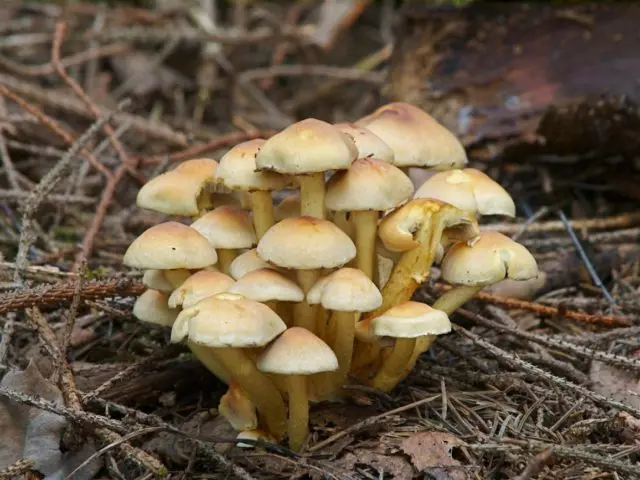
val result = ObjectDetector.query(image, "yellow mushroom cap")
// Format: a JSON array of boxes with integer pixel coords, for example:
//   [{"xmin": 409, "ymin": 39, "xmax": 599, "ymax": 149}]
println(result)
[
  {"xmin": 228, "ymin": 268, "xmax": 303, "ymax": 303},
  {"xmin": 136, "ymin": 171, "xmax": 211, "ymax": 217},
  {"xmin": 357, "ymin": 102, "xmax": 467, "ymax": 170},
  {"xmin": 133, "ymin": 289, "xmax": 180, "ymax": 327},
  {"xmin": 325, "ymin": 158, "xmax": 414, "ymax": 212},
  {"xmin": 219, "ymin": 384, "xmax": 258, "ymax": 431},
  {"xmin": 168, "ymin": 270, "xmax": 235, "ymax": 308},
  {"xmin": 257, "ymin": 216, "xmax": 356, "ymax": 270},
  {"xmin": 217, "ymin": 139, "xmax": 291, "ymax": 191},
  {"xmin": 171, "ymin": 292, "xmax": 286, "ymax": 347},
  {"xmin": 123, "ymin": 222, "xmax": 218, "ymax": 269},
  {"xmin": 257, "ymin": 327, "xmax": 338, "ymax": 375},
  {"xmin": 334, "ymin": 122, "xmax": 395, "ymax": 163},
  {"xmin": 229, "ymin": 248, "xmax": 278, "ymax": 280},
  {"xmin": 255, "ymin": 118, "xmax": 357, "ymax": 174},
  {"xmin": 191, "ymin": 205, "xmax": 257, "ymax": 250},
  {"xmin": 441, "ymin": 232, "xmax": 539, "ymax": 286},
  {"xmin": 307, "ymin": 268, "xmax": 382, "ymax": 312},
  {"xmin": 414, "ymin": 168, "xmax": 515, "ymax": 217},
  {"xmin": 173, "ymin": 158, "xmax": 219, "ymax": 175},
  {"xmin": 370, "ymin": 301, "xmax": 451, "ymax": 338}
]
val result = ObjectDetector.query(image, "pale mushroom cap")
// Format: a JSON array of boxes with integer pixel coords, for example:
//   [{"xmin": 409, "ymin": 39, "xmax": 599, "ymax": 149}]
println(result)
[
  {"xmin": 123, "ymin": 222, "xmax": 217, "ymax": 269},
  {"xmin": 334, "ymin": 122, "xmax": 395, "ymax": 163},
  {"xmin": 229, "ymin": 248, "xmax": 277, "ymax": 280},
  {"xmin": 136, "ymin": 171, "xmax": 211, "ymax": 217},
  {"xmin": 274, "ymin": 192, "xmax": 301, "ymax": 221},
  {"xmin": 356, "ymin": 102, "xmax": 467, "ymax": 169},
  {"xmin": 173, "ymin": 158, "xmax": 219, "ymax": 176},
  {"xmin": 133, "ymin": 290, "xmax": 179, "ymax": 327},
  {"xmin": 377, "ymin": 199, "xmax": 479, "ymax": 252},
  {"xmin": 255, "ymin": 118, "xmax": 357, "ymax": 174},
  {"xmin": 257, "ymin": 216, "xmax": 356, "ymax": 269},
  {"xmin": 171, "ymin": 293, "xmax": 286, "ymax": 347},
  {"xmin": 228, "ymin": 268, "xmax": 303, "ymax": 302},
  {"xmin": 217, "ymin": 139, "xmax": 290, "ymax": 191},
  {"xmin": 168, "ymin": 270, "xmax": 235, "ymax": 308},
  {"xmin": 257, "ymin": 327, "xmax": 339, "ymax": 375},
  {"xmin": 414, "ymin": 168, "xmax": 515, "ymax": 217},
  {"xmin": 325, "ymin": 158, "xmax": 414, "ymax": 212},
  {"xmin": 191, "ymin": 205, "xmax": 257, "ymax": 249},
  {"xmin": 306, "ymin": 268, "xmax": 382, "ymax": 312},
  {"xmin": 441, "ymin": 231, "xmax": 539, "ymax": 286},
  {"xmin": 219, "ymin": 384, "xmax": 258, "ymax": 431},
  {"xmin": 371, "ymin": 301, "xmax": 451, "ymax": 338}
]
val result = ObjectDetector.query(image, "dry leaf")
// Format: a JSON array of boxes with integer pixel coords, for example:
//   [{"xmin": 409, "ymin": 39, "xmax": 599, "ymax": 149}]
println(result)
[
  {"xmin": 401, "ymin": 431, "xmax": 469, "ymax": 480},
  {"xmin": 590, "ymin": 358, "xmax": 640, "ymax": 409},
  {"xmin": 331, "ymin": 449, "xmax": 414, "ymax": 479},
  {"xmin": 0, "ymin": 360, "xmax": 100, "ymax": 479}
]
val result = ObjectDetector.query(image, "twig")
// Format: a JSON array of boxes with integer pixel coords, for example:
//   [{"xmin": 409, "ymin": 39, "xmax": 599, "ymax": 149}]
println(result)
[
  {"xmin": 0, "ymin": 315, "xmax": 15, "ymax": 370},
  {"xmin": 239, "ymin": 64, "xmax": 385, "ymax": 84},
  {"xmin": 0, "ymin": 188, "xmax": 96, "ymax": 205},
  {"xmin": 61, "ymin": 259, "xmax": 87, "ymax": 357},
  {"xmin": 0, "ymin": 96, "xmax": 20, "ymax": 190},
  {"xmin": 482, "ymin": 212, "xmax": 640, "ymax": 234},
  {"xmin": 513, "ymin": 448, "xmax": 553, "ymax": 480},
  {"xmin": 0, "ymin": 459, "xmax": 35, "ymax": 480}
]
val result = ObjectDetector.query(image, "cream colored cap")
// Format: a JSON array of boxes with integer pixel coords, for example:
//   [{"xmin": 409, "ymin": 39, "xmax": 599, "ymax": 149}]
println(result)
[
  {"xmin": 325, "ymin": 158, "xmax": 414, "ymax": 212},
  {"xmin": 123, "ymin": 222, "xmax": 217, "ymax": 269},
  {"xmin": 229, "ymin": 248, "xmax": 277, "ymax": 280},
  {"xmin": 191, "ymin": 205, "xmax": 257, "ymax": 249},
  {"xmin": 441, "ymin": 232, "xmax": 539, "ymax": 286},
  {"xmin": 217, "ymin": 139, "xmax": 290, "ymax": 191},
  {"xmin": 274, "ymin": 192, "xmax": 301, "ymax": 221},
  {"xmin": 257, "ymin": 216, "xmax": 356, "ymax": 269},
  {"xmin": 371, "ymin": 301, "xmax": 451, "ymax": 338},
  {"xmin": 357, "ymin": 102, "xmax": 467, "ymax": 169},
  {"xmin": 136, "ymin": 170, "xmax": 212, "ymax": 217},
  {"xmin": 168, "ymin": 270, "xmax": 235, "ymax": 308},
  {"xmin": 173, "ymin": 158, "xmax": 218, "ymax": 175},
  {"xmin": 133, "ymin": 289, "xmax": 179, "ymax": 327},
  {"xmin": 171, "ymin": 292, "xmax": 286, "ymax": 347},
  {"xmin": 219, "ymin": 384, "xmax": 257, "ymax": 431},
  {"xmin": 255, "ymin": 118, "xmax": 357, "ymax": 174},
  {"xmin": 334, "ymin": 122, "xmax": 395, "ymax": 163},
  {"xmin": 414, "ymin": 168, "xmax": 515, "ymax": 217},
  {"xmin": 228, "ymin": 268, "xmax": 303, "ymax": 303},
  {"xmin": 307, "ymin": 268, "xmax": 382, "ymax": 312},
  {"xmin": 257, "ymin": 327, "xmax": 338, "ymax": 375},
  {"xmin": 377, "ymin": 199, "xmax": 479, "ymax": 252}
]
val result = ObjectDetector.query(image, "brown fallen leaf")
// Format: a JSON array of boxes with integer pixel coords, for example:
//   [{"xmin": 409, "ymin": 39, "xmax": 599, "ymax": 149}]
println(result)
[
  {"xmin": 329, "ymin": 449, "xmax": 414, "ymax": 479},
  {"xmin": 589, "ymin": 354, "xmax": 640, "ymax": 409},
  {"xmin": 401, "ymin": 431, "xmax": 469, "ymax": 480}
]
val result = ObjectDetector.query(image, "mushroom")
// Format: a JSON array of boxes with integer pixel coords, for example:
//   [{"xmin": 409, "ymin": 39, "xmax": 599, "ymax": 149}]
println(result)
[
  {"xmin": 307, "ymin": 268, "xmax": 382, "ymax": 395},
  {"xmin": 325, "ymin": 158, "xmax": 414, "ymax": 280},
  {"xmin": 274, "ymin": 192, "xmax": 301, "ymax": 221},
  {"xmin": 171, "ymin": 292, "xmax": 287, "ymax": 440},
  {"xmin": 229, "ymin": 248, "xmax": 279, "ymax": 280},
  {"xmin": 255, "ymin": 118, "xmax": 358, "ymax": 219},
  {"xmin": 369, "ymin": 301, "xmax": 451, "ymax": 392},
  {"xmin": 132, "ymin": 289, "xmax": 180, "ymax": 327},
  {"xmin": 228, "ymin": 268, "xmax": 303, "ymax": 324},
  {"xmin": 257, "ymin": 216, "xmax": 356, "ymax": 333},
  {"xmin": 257, "ymin": 327, "xmax": 338, "ymax": 451},
  {"xmin": 356, "ymin": 102, "xmax": 467, "ymax": 172},
  {"xmin": 235, "ymin": 429, "xmax": 275, "ymax": 449},
  {"xmin": 334, "ymin": 122, "xmax": 395, "ymax": 164},
  {"xmin": 219, "ymin": 382, "xmax": 258, "ymax": 431},
  {"xmin": 190, "ymin": 205, "xmax": 256, "ymax": 274},
  {"xmin": 217, "ymin": 139, "xmax": 291, "ymax": 239},
  {"xmin": 142, "ymin": 268, "xmax": 192, "ymax": 293},
  {"xmin": 168, "ymin": 270, "xmax": 235, "ymax": 309}
]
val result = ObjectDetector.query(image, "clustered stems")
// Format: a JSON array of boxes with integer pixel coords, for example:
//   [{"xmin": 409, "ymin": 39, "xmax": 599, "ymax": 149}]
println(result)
[
  {"xmin": 295, "ymin": 269, "xmax": 320, "ymax": 333},
  {"xmin": 329, "ymin": 310, "xmax": 357, "ymax": 389},
  {"xmin": 352, "ymin": 210, "xmax": 378, "ymax": 279}
]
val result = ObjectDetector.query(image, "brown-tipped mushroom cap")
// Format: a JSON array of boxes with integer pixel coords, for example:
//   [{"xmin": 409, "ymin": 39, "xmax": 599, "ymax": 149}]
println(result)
[
  {"xmin": 371, "ymin": 301, "xmax": 451, "ymax": 338},
  {"xmin": 307, "ymin": 268, "xmax": 382, "ymax": 312},
  {"xmin": 191, "ymin": 205, "xmax": 257, "ymax": 250},
  {"xmin": 168, "ymin": 270, "xmax": 235, "ymax": 308},
  {"xmin": 133, "ymin": 290, "xmax": 179, "ymax": 327},
  {"xmin": 441, "ymin": 232, "xmax": 539, "ymax": 286},
  {"xmin": 255, "ymin": 118, "xmax": 357, "ymax": 174},
  {"xmin": 334, "ymin": 122, "xmax": 395, "ymax": 163},
  {"xmin": 356, "ymin": 102, "xmax": 467, "ymax": 170},
  {"xmin": 274, "ymin": 192, "xmax": 301, "ymax": 221},
  {"xmin": 173, "ymin": 158, "xmax": 219, "ymax": 175},
  {"xmin": 228, "ymin": 268, "xmax": 303, "ymax": 303},
  {"xmin": 217, "ymin": 139, "xmax": 290, "ymax": 191},
  {"xmin": 377, "ymin": 199, "xmax": 479, "ymax": 252},
  {"xmin": 257, "ymin": 216, "xmax": 356, "ymax": 270},
  {"xmin": 414, "ymin": 168, "xmax": 515, "ymax": 217},
  {"xmin": 171, "ymin": 293, "xmax": 286, "ymax": 346},
  {"xmin": 123, "ymin": 222, "xmax": 217, "ymax": 269},
  {"xmin": 257, "ymin": 327, "xmax": 338, "ymax": 375},
  {"xmin": 136, "ymin": 170, "xmax": 214, "ymax": 217},
  {"xmin": 229, "ymin": 248, "xmax": 277, "ymax": 280},
  {"xmin": 325, "ymin": 158, "xmax": 414, "ymax": 212}
]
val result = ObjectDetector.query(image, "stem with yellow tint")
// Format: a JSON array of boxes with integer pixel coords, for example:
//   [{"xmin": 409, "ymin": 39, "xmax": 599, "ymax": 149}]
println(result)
[
  {"xmin": 352, "ymin": 210, "xmax": 378, "ymax": 280},
  {"xmin": 294, "ymin": 269, "xmax": 320, "ymax": 333},
  {"xmin": 217, "ymin": 249, "xmax": 237, "ymax": 275},
  {"xmin": 298, "ymin": 173, "xmax": 326, "ymax": 219},
  {"xmin": 250, "ymin": 190, "xmax": 275, "ymax": 239}
]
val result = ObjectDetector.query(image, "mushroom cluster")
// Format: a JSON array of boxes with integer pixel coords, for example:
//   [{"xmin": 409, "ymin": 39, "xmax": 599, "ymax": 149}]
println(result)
[{"xmin": 123, "ymin": 102, "xmax": 539, "ymax": 451}]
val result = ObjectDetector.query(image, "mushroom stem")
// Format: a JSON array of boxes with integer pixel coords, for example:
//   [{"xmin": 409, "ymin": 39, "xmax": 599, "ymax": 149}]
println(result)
[
  {"xmin": 286, "ymin": 374, "xmax": 309, "ymax": 452},
  {"xmin": 352, "ymin": 210, "xmax": 378, "ymax": 280},
  {"xmin": 370, "ymin": 338, "xmax": 416, "ymax": 392},
  {"xmin": 329, "ymin": 310, "xmax": 357, "ymax": 391},
  {"xmin": 299, "ymin": 173, "xmax": 326, "ymax": 219},
  {"xmin": 294, "ymin": 269, "xmax": 320, "ymax": 333},
  {"xmin": 187, "ymin": 342, "xmax": 230, "ymax": 384},
  {"xmin": 212, "ymin": 347, "xmax": 287, "ymax": 440},
  {"xmin": 250, "ymin": 190, "xmax": 275, "ymax": 239},
  {"xmin": 217, "ymin": 249, "xmax": 237, "ymax": 275},
  {"xmin": 433, "ymin": 285, "xmax": 485, "ymax": 315},
  {"xmin": 332, "ymin": 211, "xmax": 354, "ymax": 239},
  {"xmin": 163, "ymin": 268, "xmax": 191, "ymax": 288},
  {"xmin": 264, "ymin": 300, "xmax": 278, "ymax": 312}
]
